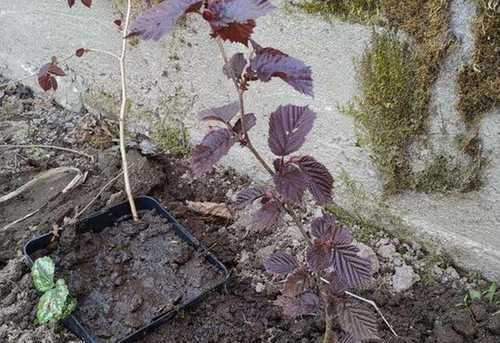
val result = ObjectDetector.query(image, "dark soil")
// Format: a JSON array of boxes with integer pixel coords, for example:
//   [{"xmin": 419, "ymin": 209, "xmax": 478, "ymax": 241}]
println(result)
[
  {"xmin": 1, "ymin": 81, "xmax": 500, "ymax": 343},
  {"xmin": 46, "ymin": 211, "xmax": 222, "ymax": 342}
]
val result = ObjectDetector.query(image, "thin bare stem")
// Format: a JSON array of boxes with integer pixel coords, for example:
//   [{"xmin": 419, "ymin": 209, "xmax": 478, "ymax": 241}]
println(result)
[
  {"xmin": 118, "ymin": 0, "xmax": 139, "ymax": 222},
  {"xmin": 86, "ymin": 48, "xmax": 120, "ymax": 61},
  {"xmin": 0, "ymin": 144, "xmax": 94, "ymax": 162}
]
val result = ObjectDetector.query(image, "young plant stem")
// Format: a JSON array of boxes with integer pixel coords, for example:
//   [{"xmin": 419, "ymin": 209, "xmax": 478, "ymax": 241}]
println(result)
[
  {"xmin": 215, "ymin": 39, "xmax": 312, "ymax": 245},
  {"xmin": 118, "ymin": 0, "xmax": 139, "ymax": 222}
]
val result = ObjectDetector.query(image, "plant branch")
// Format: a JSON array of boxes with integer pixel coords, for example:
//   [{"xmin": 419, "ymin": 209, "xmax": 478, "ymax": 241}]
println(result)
[
  {"xmin": 0, "ymin": 144, "xmax": 94, "ymax": 162},
  {"xmin": 215, "ymin": 38, "xmax": 312, "ymax": 245},
  {"xmin": 215, "ymin": 38, "xmax": 274, "ymax": 176},
  {"xmin": 118, "ymin": 0, "xmax": 139, "ymax": 222},
  {"xmin": 85, "ymin": 48, "xmax": 120, "ymax": 61}
]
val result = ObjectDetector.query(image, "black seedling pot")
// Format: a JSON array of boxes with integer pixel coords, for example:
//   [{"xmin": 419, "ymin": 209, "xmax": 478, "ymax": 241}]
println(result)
[{"xmin": 23, "ymin": 196, "xmax": 230, "ymax": 343}]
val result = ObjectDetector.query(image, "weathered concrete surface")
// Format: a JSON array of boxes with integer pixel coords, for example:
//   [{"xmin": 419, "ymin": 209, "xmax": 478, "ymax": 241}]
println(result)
[{"xmin": 1, "ymin": 0, "xmax": 499, "ymax": 279}]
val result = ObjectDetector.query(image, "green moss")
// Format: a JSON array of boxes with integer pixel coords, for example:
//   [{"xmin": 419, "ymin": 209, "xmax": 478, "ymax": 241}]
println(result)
[
  {"xmin": 457, "ymin": 1, "xmax": 500, "ymax": 122},
  {"xmin": 294, "ymin": 0, "xmax": 382, "ymax": 23},
  {"xmin": 414, "ymin": 154, "xmax": 485, "ymax": 193},
  {"xmin": 343, "ymin": 30, "xmax": 429, "ymax": 193},
  {"xmin": 152, "ymin": 121, "xmax": 190, "ymax": 156}
]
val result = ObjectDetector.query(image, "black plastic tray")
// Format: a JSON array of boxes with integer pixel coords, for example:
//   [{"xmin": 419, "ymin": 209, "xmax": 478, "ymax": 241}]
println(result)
[{"xmin": 23, "ymin": 196, "xmax": 230, "ymax": 343}]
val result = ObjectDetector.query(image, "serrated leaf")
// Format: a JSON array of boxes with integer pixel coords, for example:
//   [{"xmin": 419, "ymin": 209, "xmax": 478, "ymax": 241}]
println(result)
[
  {"xmin": 306, "ymin": 240, "xmax": 332, "ymax": 271},
  {"xmin": 326, "ymin": 272, "xmax": 349, "ymax": 296},
  {"xmin": 338, "ymin": 303, "xmax": 378, "ymax": 341},
  {"xmin": 129, "ymin": 0, "xmax": 201, "ymax": 41},
  {"xmin": 264, "ymin": 251, "xmax": 298, "ymax": 275},
  {"xmin": 205, "ymin": 0, "xmax": 274, "ymax": 44},
  {"xmin": 276, "ymin": 292, "xmax": 320, "ymax": 317},
  {"xmin": 249, "ymin": 45, "xmax": 313, "ymax": 96},
  {"xmin": 295, "ymin": 155, "xmax": 333, "ymax": 204},
  {"xmin": 268, "ymin": 105, "xmax": 316, "ymax": 156},
  {"xmin": 36, "ymin": 279, "xmax": 70, "ymax": 324},
  {"xmin": 251, "ymin": 199, "xmax": 282, "ymax": 231},
  {"xmin": 273, "ymin": 162, "xmax": 307, "ymax": 203},
  {"xmin": 233, "ymin": 186, "xmax": 265, "ymax": 210},
  {"xmin": 283, "ymin": 267, "xmax": 309, "ymax": 297},
  {"xmin": 32, "ymin": 257, "xmax": 55, "ymax": 293},
  {"xmin": 310, "ymin": 213, "xmax": 336, "ymax": 241},
  {"xmin": 333, "ymin": 245, "xmax": 372, "ymax": 289},
  {"xmin": 223, "ymin": 52, "xmax": 247, "ymax": 80},
  {"xmin": 198, "ymin": 101, "xmax": 240, "ymax": 124},
  {"xmin": 191, "ymin": 128, "xmax": 237, "ymax": 177},
  {"xmin": 48, "ymin": 64, "xmax": 65, "ymax": 77},
  {"xmin": 338, "ymin": 332, "xmax": 359, "ymax": 343},
  {"xmin": 233, "ymin": 113, "xmax": 257, "ymax": 134}
]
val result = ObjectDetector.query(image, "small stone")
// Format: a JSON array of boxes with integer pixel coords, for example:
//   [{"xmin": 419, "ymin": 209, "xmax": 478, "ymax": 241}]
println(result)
[
  {"xmin": 392, "ymin": 264, "xmax": 420, "ymax": 292},
  {"xmin": 392, "ymin": 254, "xmax": 404, "ymax": 267},
  {"xmin": 129, "ymin": 295, "xmax": 143, "ymax": 312},
  {"xmin": 377, "ymin": 242, "xmax": 396, "ymax": 259},
  {"xmin": 432, "ymin": 265, "xmax": 444, "ymax": 278},
  {"xmin": 111, "ymin": 271, "xmax": 124, "ymax": 287},
  {"xmin": 450, "ymin": 310, "xmax": 476, "ymax": 337},
  {"xmin": 355, "ymin": 242, "xmax": 379, "ymax": 274},
  {"xmin": 433, "ymin": 326, "xmax": 463, "ymax": 343},
  {"xmin": 445, "ymin": 267, "xmax": 460, "ymax": 280},
  {"xmin": 470, "ymin": 302, "xmax": 487, "ymax": 322},
  {"xmin": 487, "ymin": 312, "xmax": 500, "ymax": 335},
  {"xmin": 255, "ymin": 282, "xmax": 265, "ymax": 293}
]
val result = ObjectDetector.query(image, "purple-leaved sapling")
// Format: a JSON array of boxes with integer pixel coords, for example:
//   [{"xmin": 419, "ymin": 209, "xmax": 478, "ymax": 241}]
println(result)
[{"xmin": 128, "ymin": 1, "xmax": 391, "ymax": 341}]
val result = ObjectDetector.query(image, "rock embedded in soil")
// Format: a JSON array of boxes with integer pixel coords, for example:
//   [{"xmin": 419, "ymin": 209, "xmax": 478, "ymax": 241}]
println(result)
[
  {"xmin": 450, "ymin": 309, "xmax": 477, "ymax": 337},
  {"xmin": 470, "ymin": 302, "xmax": 488, "ymax": 322},
  {"xmin": 433, "ymin": 326, "xmax": 464, "ymax": 343},
  {"xmin": 487, "ymin": 312, "xmax": 500, "ymax": 335},
  {"xmin": 391, "ymin": 264, "xmax": 420, "ymax": 292}
]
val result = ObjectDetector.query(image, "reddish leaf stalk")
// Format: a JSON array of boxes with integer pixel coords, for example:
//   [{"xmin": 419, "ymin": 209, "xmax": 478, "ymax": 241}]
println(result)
[
  {"xmin": 215, "ymin": 38, "xmax": 312, "ymax": 245},
  {"xmin": 118, "ymin": 0, "xmax": 139, "ymax": 222}
]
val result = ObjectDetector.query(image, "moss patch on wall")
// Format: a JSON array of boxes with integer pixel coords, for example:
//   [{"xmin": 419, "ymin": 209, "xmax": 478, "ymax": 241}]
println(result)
[
  {"xmin": 295, "ymin": 0, "xmax": 382, "ymax": 23},
  {"xmin": 457, "ymin": 1, "xmax": 500, "ymax": 122},
  {"xmin": 342, "ymin": 30, "xmax": 429, "ymax": 193}
]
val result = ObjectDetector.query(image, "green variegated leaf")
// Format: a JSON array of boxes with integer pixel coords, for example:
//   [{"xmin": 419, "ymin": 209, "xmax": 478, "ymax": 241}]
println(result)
[
  {"xmin": 36, "ymin": 279, "xmax": 69, "ymax": 324},
  {"xmin": 32, "ymin": 257, "xmax": 55, "ymax": 292},
  {"xmin": 61, "ymin": 297, "xmax": 77, "ymax": 320}
]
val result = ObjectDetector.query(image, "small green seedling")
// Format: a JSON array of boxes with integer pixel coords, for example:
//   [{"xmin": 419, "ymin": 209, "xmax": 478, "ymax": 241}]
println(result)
[
  {"xmin": 31, "ymin": 256, "xmax": 77, "ymax": 324},
  {"xmin": 463, "ymin": 282, "xmax": 499, "ymax": 307}
]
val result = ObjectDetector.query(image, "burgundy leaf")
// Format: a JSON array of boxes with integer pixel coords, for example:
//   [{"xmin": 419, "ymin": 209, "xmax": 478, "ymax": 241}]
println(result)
[
  {"xmin": 283, "ymin": 267, "xmax": 309, "ymax": 297},
  {"xmin": 338, "ymin": 304, "xmax": 378, "ymax": 341},
  {"xmin": 276, "ymin": 292, "xmax": 320, "ymax": 318},
  {"xmin": 81, "ymin": 0, "xmax": 92, "ymax": 7},
  {"xmin": 191, "ymin": 128, "xmax": 237, "ymax": 177},
  {"xmin": 326, "ymin": 272, "xmax": 348, "ymax": 296},
  {"xmin": 75, "ymin": 48, "xmax": 85, "ymax": 57},
  {"xmin": 50, "ymin": 77, "xmax": 58, "ymax": 91},
  {"xmin": 37, "ymin": 64, "xmax": 51, "ymax": 91},
  {"xmin": 204, "ymin": 0, "xmax": 274, "ymax": 45},
  {"xmin": 273, "ymin": 162, "xmax": 307, "ymax": 203},
  {"xmin": 306, "ymin": 240, "xmax": 332, "ymax": 272},
  {"xmin": 211, "ymin": 21, "xmax": 256, "ymax": 46},
  {"xmin": 268, "ymin": 105, "xmax": 316, "ymax": 156},
  {"xmin": 114, "ymin": 19, "xmax": 123, "ymax": 28},
  {"xmin": 333, "ymin": 245, "xmax": 372, "ymax": 289},
  {"xmin": 198, "ymin": 101, "xmax": 240, "ymax": 124},
  {"xmin": 264, "ymin": 251, "xmax": 298, "ymax": 275},
  {"xmin": 332, "ymin": 227, "xmax": 353, "ymax": 246},
  {"xmin": 47, "ymin": 64, "xmax": 66, "ymax": 77},
  {"xmin": 310, "ymin": 213, "xmax": 336, "ymax": 241},
  {"xmin": 295, "ymin": 155, "xmax": 333, "ymax": 204},
  {"xmin": 223, "ymin": 52, "xmax": 247, "ymax": 80},
  {"xmin": 129, "ymin": 0, "xmax": 202, "ymax": 41},
  {"xmin": 338, "ymin": 332, "xmax": 359, "ymax": 343},
  {"xmin": 206, "ymin": 0, "xmax": 275, "ymax": 27},
  {"xmin": 233, "ymin": 186, "xmax": 265, "ymax": 210},
  {"xmin": 233, "ymin": 113, "xmax": 257, "ymax": 134},
  {"xmin": 68, "ymin": 0, "xmax": 76, "ymax": 7},
  {"xmin": 249, "ymin": 45, "xmax": 313, "ymax": 96},
  {"xmin": 251, "ymin": 199, "xmax": 282, "ymax": 231}
]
